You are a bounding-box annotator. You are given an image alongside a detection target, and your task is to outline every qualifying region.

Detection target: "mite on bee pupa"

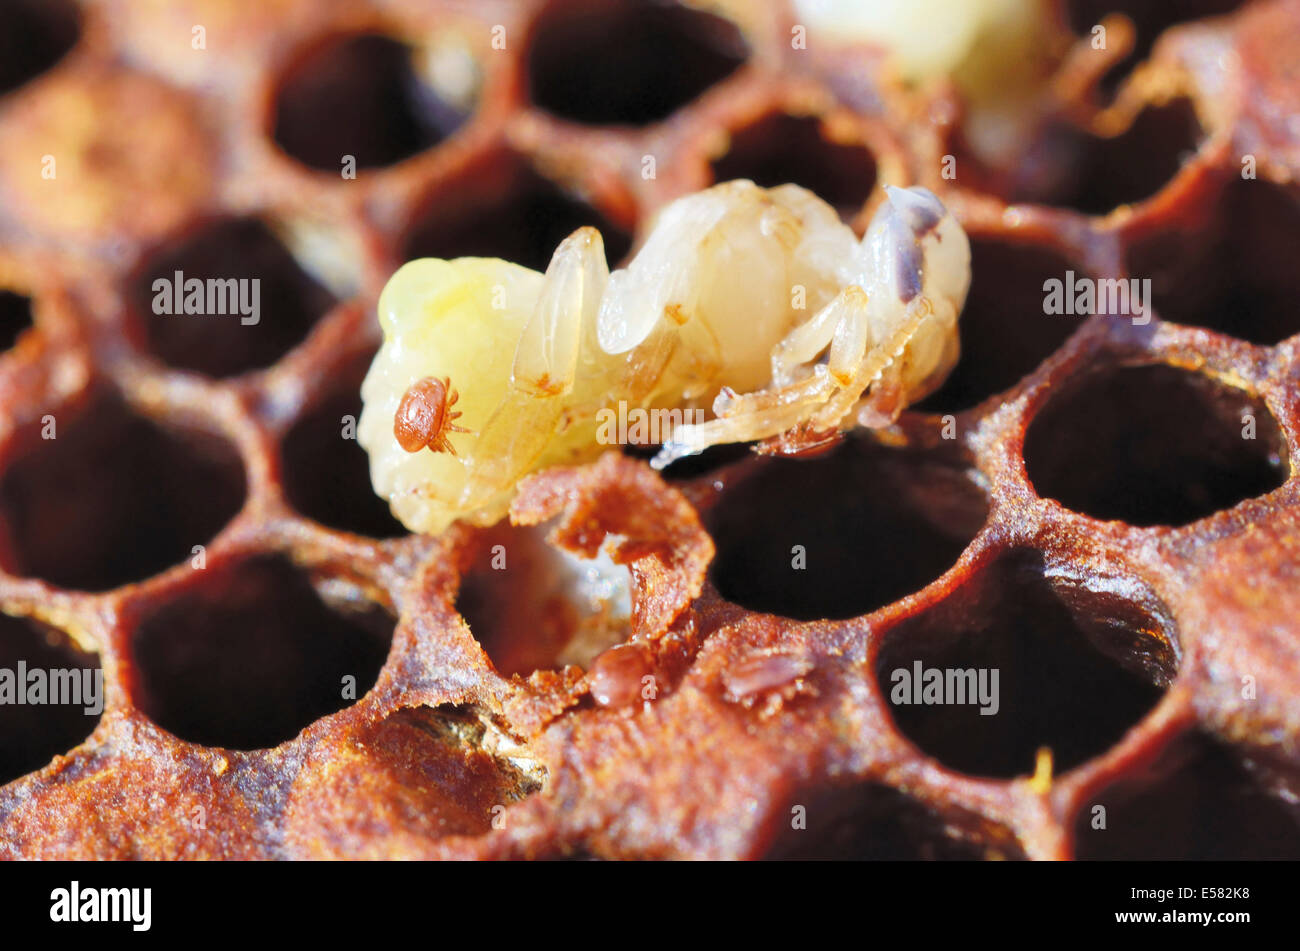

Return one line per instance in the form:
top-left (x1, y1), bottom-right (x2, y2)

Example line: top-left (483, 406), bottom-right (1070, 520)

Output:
top-left (393, 375), bottom-right (469, 456)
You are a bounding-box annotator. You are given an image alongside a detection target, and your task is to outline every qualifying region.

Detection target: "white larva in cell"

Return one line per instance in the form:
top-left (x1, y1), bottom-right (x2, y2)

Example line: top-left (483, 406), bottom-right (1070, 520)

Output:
top-left (359, 180), bottom-right (971, 535)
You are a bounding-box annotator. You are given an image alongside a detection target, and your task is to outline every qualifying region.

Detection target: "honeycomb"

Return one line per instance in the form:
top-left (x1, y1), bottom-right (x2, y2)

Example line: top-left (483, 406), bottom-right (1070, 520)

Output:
top-left (1, 0), bottom-right (1299, 860)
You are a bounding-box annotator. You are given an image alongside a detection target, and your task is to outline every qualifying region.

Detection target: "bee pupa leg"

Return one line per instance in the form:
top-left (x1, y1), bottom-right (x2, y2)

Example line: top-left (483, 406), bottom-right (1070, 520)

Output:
top-left (810, 293), bottom-right (935, 431)
top-left (651, 287), bottom-right (870, 468)
top-left (460, 228), bottom-right (608, 506)
top-left (770, 293), bottom-right (847, 386)
top-left (651, 395), bottom-right (821, 468)
top-left (853, 294), bottom-right (959, 426)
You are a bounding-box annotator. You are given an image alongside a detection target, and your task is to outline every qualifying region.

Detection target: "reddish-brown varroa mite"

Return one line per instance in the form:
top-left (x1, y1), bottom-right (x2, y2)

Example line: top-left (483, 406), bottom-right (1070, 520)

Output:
top-left (394, 376), bottom-right (469, 456)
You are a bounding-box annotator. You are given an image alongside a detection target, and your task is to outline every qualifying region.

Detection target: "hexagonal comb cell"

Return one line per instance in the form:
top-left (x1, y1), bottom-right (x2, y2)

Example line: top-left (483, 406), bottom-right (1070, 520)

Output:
top-left (875, 549), bottom-right (1176, 779)
top-left (709, 113), bottom-right (878, 219)
top-left (0, 614), bottom-right (100, 786)
top-left (0, 291), bottom-right (33, 353)
top-left (704, 436), bottom-right (989, 621)
top-left (282, 349), bottom-right (406, 539)
top-left (456, 521), bottom-right (631, 677)
top-left (0, 0), bottom-right (79, 95)
top-left (401, 149), bottom-right (632, 271)
top-left (979, 99), bottom-right (1203, 213)
top-left (1130, 178), bottom-right (1300, 345)
top-left (272, 34), bottom-right (470, 171)
top-left (1064, 0), bottom-right (1248, 88)
top-left (1074, 732), bottom-right (1300, 859)
top-left (131, 554), bottom-right (394, 750)
top-left (1045, 100), bottom-right (1202, 216)
top-left (131, 218), bottom-right (338, 377)
top-left (770, 784), bottom-right (1021, 860)
top-left (0, 388), bottom-right (246, 592)
top-left (1024, 364), bottom-right (1288, 526)
top-left (526, 0), bottom-right (747, 125)
top-left (918, 237), bottom-right (1086, 414)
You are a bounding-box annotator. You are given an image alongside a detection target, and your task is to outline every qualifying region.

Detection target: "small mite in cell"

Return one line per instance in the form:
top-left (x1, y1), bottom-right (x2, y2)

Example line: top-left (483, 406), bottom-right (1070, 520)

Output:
top-left (394, 376), bottom-right (470, 456)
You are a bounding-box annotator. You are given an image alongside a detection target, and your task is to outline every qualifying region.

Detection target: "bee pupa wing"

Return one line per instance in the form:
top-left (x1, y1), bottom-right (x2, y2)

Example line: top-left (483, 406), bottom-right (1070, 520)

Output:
top-left (511, 227), bottom-right (608, 397)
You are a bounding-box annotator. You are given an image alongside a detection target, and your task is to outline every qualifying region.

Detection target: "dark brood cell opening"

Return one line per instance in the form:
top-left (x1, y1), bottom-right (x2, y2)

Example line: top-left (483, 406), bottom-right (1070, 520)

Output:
top-left (1024, 363), bottom-right (1287, 526)
top-left (705, 436), bottom-right (988, 621)
top-left (875, 550), bottom-right (1176, 779)
top-left (273, 34), bottom-right (469, 171)
top-left (132, 218), bottom-right (337, 378)
top-left (0, 388), bottom-right (246, 592)
top-left (526, 0), bottom-right (747, 126)
top-left (132, 554), bottom-right (394, 750)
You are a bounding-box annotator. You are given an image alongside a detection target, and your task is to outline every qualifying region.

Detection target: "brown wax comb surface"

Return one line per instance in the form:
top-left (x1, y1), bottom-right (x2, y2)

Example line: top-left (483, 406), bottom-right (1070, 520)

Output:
top-left (0, 0), bottom-right (1298, 860)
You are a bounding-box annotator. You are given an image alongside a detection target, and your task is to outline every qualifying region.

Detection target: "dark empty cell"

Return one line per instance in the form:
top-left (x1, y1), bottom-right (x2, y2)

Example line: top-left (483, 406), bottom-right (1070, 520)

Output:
top-left (1075, 732), bottom-right (1300, 859)
top-left (1129, 178), bottom-right (1300, 344)
top-left (0, 389), bottom-right (246, 592)
top-left (527, 0), bottom-right (747, 125)
top-left (0, 615), bottom-right (100, 785)
top-left (875, 551), bottom-right (1174, 779)
top-left (705, 435), bottom-right (988, 621)
top-left (134, 219), bottom-right (337, 377)
top-left (769, 784), bottom-right (1018, 860)
top-left (1065, 0), bottom-right (1247, 91)
top-left (282, 353), bottom-right (406, 539)
top-left (0, 0), bottom-right (79, 95)
top-left (131, 555), bottom-right (394, 750)
top-left (1008, 100), bottom-right (1202, 213)
top-left (272, 34), bottom-right (467, 171)
top-left (918, 239), bottom-right (1084, 414)
top-left (0, 291), bottom-right (33, 352)
top-left (1024, 364), bottom-right (1287, 526)
top-left (402, 157), bottom-right (631, 271)
top-left (710, 114), bottom-right (877, 217)
top-left (456, 522), bottom-right (630, 677)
